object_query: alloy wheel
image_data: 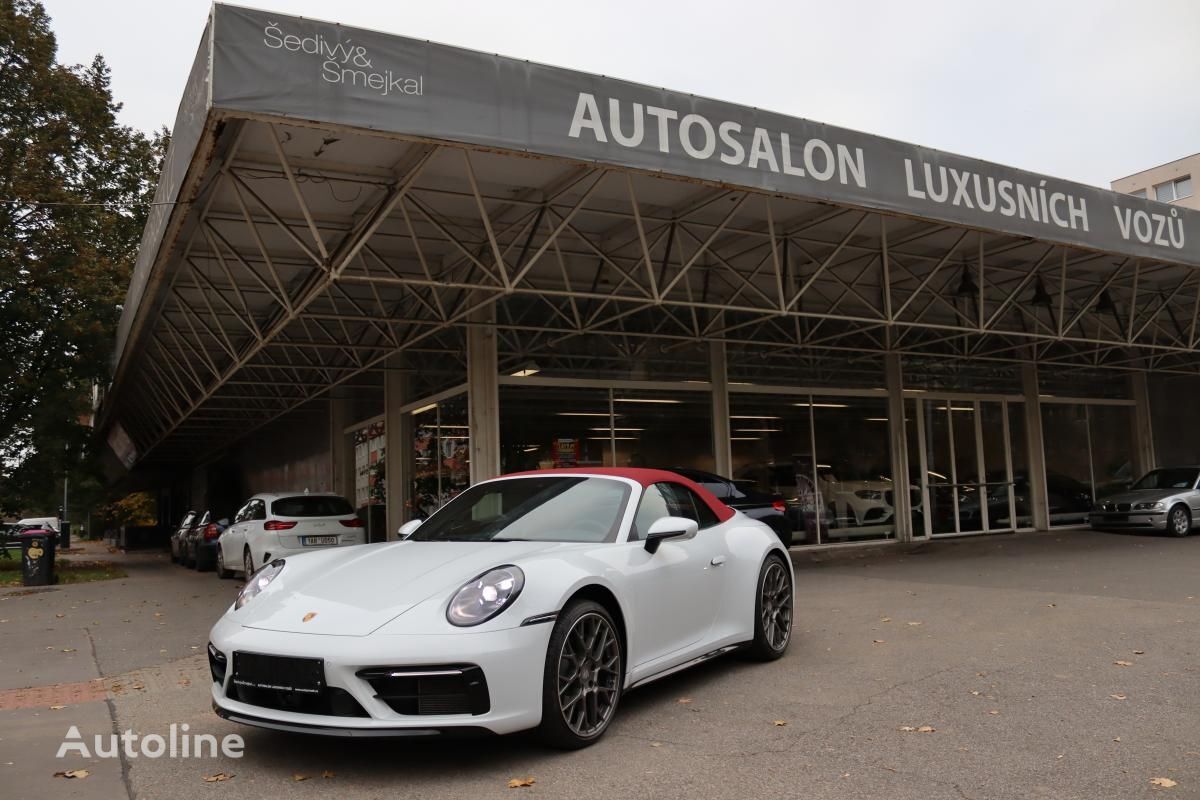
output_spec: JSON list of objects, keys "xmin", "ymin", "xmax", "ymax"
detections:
[
  {"xmin": 760, "ymin": 561, "xmax": 793, "ymax": 651},
  {"xmin": 1173, "ymin": 508, "xmax": 1189, "ymax": 536},
  {"xmin": 557, "ymin": 612, "xmax": 620, "ymax": 738}
]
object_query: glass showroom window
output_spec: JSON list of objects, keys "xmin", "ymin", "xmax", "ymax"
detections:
[
  {"xmin": 1088, "ymin": 405, "xmax": 1136, "ymax": 500},
  {"xmin": 610, "ymin": 389, "xmax": 713, "ymax": 472},
  {"xmin": 499, "ymin": 386, "xmax": 614, "ymax": 473},
  {"xmin": 1040, "ymin": 404, "xmax": 1095, "ymax": 526},
  {"xmin": 730, "ymin": 393, "xmax": 895, "ymax": 545},
  {"xmin": 1007, "ymin": 402, "xmax": 1033, "ymax": 528},
  {"xmin": 411, "ymin": 396, "xmax": 470, "ymax": 519}
]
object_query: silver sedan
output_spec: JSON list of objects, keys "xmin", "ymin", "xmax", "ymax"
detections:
[{"xmin": 1090, "ymin": 467, "xmax": 1200, "ymax": 537}]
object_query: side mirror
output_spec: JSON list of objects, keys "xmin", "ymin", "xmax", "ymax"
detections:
[
  {"xmin": 644, "ymin": 516, "xmax": 698, "ymax": 554},
  {"xmin": 397, "ymin": 519, "xmax": 422, "ymax": 540}
]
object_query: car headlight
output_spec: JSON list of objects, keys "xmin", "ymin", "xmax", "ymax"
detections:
[
  {"xmin": 1133, "ymin": 501, "xmax": 1165, "ymax": 511},
  {"xmin": 235, "ymin": 559, "xmax": 285, "ymax": 609},
  {"xmin": 854, "ymin": 490, "xmax": 884, "ymax": 500},
  {"xmin": 446, "ymin": 566, "xmax": 525, "ymax": 627}
]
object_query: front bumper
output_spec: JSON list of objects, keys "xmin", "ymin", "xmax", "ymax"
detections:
[
  {"xmin": 1088, "ymin": 511, "xmax": 1167, "ymax": 531},
  {"xmin": 208, "ymin": 616, "xmax": 552, "ymax": 736}
]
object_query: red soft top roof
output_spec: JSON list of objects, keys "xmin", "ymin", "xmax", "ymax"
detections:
[{"xmin": 501, "ymin": 467, "xmax": 735, "ymax": 523}]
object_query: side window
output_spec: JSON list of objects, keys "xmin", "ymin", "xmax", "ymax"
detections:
[
  {"xmin": 631, "ymin": 484, "xmax": 671, "ymax": 541},
  {"xmin": 250, "ymin": 500, "xmax": 266, "ymax": 521},
  {"xmin": 233, "ymin": 504, "xmax": 249, "ymax": 524},
  {"xmin": 664, "ymin": 483, "xmax": 721, "ymax": 530}
]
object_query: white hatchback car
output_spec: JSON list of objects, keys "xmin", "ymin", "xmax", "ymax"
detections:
[{"xmin": 216, "ymin": 493, "xmax": 365, "ymax": 579}]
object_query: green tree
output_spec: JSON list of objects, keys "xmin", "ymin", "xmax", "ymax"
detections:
[{"xmin": 0, "ymin": 0, "xmax": 165, "ymax": 515}]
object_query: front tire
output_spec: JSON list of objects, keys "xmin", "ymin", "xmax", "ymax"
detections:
[
  {"xmin": 216, "ymin": 547, "xmax": 235, "ymax": 579},
  {"xmin": 1168, "ymin": 504, "xmax": 1191, "ymax": 537},
  {"xmin": 536, "ymin": 600, "xmax": 623, "ymax": 749},
  {"xmin": 744, "ymin": 553, "xmax": 793, "ymax": 661}
]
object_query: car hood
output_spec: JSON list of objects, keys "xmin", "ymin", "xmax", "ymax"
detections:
[
  {"xmin": 235, "ymin": 539, "xmax": 564, "ymax": 637},
  {"xmin": 1098, "ymin": 488, "xmax": 1182, "ymax": 506}
]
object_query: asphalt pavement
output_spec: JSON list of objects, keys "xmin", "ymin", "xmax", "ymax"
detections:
[{"xmin": 2, "ymin": 531, "xmax": 1199, "ymax": 800}]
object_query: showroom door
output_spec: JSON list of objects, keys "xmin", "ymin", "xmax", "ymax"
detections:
[{"xmin": 914, "ymin": 397, "xmax": 1017, "ymax": 537}]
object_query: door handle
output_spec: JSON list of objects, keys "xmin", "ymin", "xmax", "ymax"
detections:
[{"xmin": 710, "ymin": 556, "xmax": 727, "ymax": 567}]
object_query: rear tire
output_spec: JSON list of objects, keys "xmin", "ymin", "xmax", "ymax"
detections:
[
  {"xmin": 536, "ymin": 600, "xmax": 623, "ymax": 750},
  {"xmin": 216, "ymin": 547, "xmax": 235, "ymax": 579},
  {"xmin": 1168, "ymin": 504, "xmax": 1191, "ymax": 537},
  {"xmin": 743, "ymin": 552, "xmax": 793, "ymax": 661}
]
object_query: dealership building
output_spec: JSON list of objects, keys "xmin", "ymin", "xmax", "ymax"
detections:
[{"xmin": 97, "ymin": 5, "xmax": 1200, "ymax": 547}]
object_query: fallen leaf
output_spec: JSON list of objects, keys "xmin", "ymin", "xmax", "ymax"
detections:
[
  {"xmin": 55, "ymin": 613, "xmax": 64, "ymax": 619},
  {"xmin": 1110, "ymin": 694, "xmax": 1127, "ymax": 701},
  {"xmin": 321, "ymin": 770, "xmax": 335, "ymax": 779},
  {"xmin": 650, "ymin": 742, "xmax": 662, "ymax": 747},
  {"xmin": 1114, "ymin": 737, "xmax": 1122, "ymax": 743},
  {"xmin": 916, "ymin": 725, "xmax": 935, "ymax": 733},
  {"xmin": 773, "ymin": 720, "xmax": 788, "ymax": 727},
  {"xmin": 988, "ymin": 710, "xmax": 1000, "ymax": 715},
  {"xmin": 1134, "ymin": 650, "xmax": 1145, "ymax": 655},
  {"xmin": 1151, "ymin": 777, "xmax": 1178, "ymax": 788},
  {"xmin": 49, "ymin": 705, "xmax": 65, "ymax": 710},
  {"xmin": 898, "ymin": 726, "xmax": 916, "ymax": 732},
  {"xmin": 202, "ymin": 773, "xmax": 233, "ymax": 783},
  {"xmin": 61, "ymin": 648, "xmax": 75, "ymax": 653},
  {"xmin": 131, "ymin": 682, "xmax": 145, "ymax": 690},
  {"xmin": 53, "ymin": 770, "xmax": 89, "ymax": 779},
  {"xmin": 873, "ymin": 639, "xmax": 885, "ymax": 644},
  {"xmin": 1046, "ymin": 603, "xmax": 1056, "ymax": 608},
  {"xmin": 293, "ymin": 774, "xmax": 310, "ymax": 782},
  {"xmin": 177, "ymin": 678, "xmax": 191, "ymax": 688},
  {"xmin": 153, "ymin": 612, "xmax": 163, "ymax": 618},
  {"xmin": 906, "ymin": 621, "xmax": 923, "ymax": 626},
  {"xmin": 676, "ymin": 697, "xmax": 692, "ymax": 704},
  {"xmin": 880, "ymin": 617, "xmax": 892, "ymax": 622},
  {"xmin": 508, "ymin": 777, "xmax": 536, "ymax": 788},
  {"xmin": 970, "ymin": 690, "xmax": 981, "ymax": 696},
  {"xmin": 1115, "ymin": 661, "xmax": 1133, "ymax": 667}
]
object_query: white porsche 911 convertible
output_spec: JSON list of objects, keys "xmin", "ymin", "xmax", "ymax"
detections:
[{"xmin": 208, "ymin": 468, "xmax": 793, "ymax": 748}]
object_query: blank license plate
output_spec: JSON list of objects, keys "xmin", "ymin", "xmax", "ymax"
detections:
[
  {"xmin": 232, "ymin": 652, "xmax": 324, "ymax": 694},
  {"xmin": 302, "ymin": 535, "xmax": 338, "ymax": 546}
]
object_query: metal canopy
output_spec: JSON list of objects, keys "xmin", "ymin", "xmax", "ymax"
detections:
[{"xmin": 102, "ymin": 5, "xmax": 1200, "ymax": 468}]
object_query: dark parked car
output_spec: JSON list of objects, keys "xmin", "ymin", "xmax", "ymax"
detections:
[
  {"xmin": 667, "ymin": 468, "xmax": 794, "ymax": 546},
  {"xmin": 170, "ymin": 511, "xmax": 198, "ymax": 564},
  {"xmin": 182, "ymin": 511, "xmax": 229, "ymax": 572}
]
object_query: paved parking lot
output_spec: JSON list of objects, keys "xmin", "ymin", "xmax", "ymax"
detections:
[{"xmin": 3, "ymin": 531, "xmax": 1199, "ymax": 800}]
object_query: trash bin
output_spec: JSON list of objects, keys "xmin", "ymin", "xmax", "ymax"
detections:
[
  {"xmin": 18, "ymin": 529, "xmax": 56, "ymax": 586},
  {"xmin": 58, "ymin": 521, "xmax": 71, "ymax": 551}
]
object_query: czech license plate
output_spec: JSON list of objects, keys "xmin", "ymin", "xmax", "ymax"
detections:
[
  {"xmin": 232, "ymin": 652, "xmax": 324, "ymax": 694},
  {"xmin": 302, "ymin": 535, "xmax": 338, "ymax": 546}
]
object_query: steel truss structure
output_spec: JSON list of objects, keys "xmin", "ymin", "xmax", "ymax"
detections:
[{"xmin": 112, "ymin": 118, "xmax": 1198, "ymax": 465}]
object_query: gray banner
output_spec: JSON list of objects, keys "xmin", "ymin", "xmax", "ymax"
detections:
[{"xmin": 209, "ymin": 4, "xmax": 1196, "ymax": 267}]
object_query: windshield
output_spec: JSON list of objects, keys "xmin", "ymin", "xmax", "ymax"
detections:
[
  {"xmin": 272, "ymin": 496, "xmax": 355, "ymax": 517},
  {"xmin": 1131, "ymin": 468, "xmax": 1199, "ymax": 491},
  {"xmin": 410, "ymin": 476, "xmax": 631, "ymax": 543}
]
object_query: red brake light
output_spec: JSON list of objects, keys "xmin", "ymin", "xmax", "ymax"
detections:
[
  {"xmin": 339, "ymin": 518, "xmax": 364, "ymax": 528},
  {"xmin": 203, "ymin": 523, "xmax": 221, "ymax": 540},
  {"xmin": 772, "ymin": 500, "xmax": 787, "ymax": 513},
  {"xmin": 264, "ymin": 520, "xmax": 297, "ymax": 531}
]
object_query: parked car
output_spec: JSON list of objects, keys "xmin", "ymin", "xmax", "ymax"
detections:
[
  {"xmin": 183, "ymin": 511, "xmax": 230, "ymax": 572},
  {"xmin": 208, "ymin": 467, "xmax": 792, "ymax": 747},
  {"xmin": 216, "ymin": 492, "xmax": 365, "ymax": 579},
  {"xmin": 17, "ymin": 516, "xmax": 59, "ymax": 532},
  {"xmin": 170, "ymin": 511, "xmax": 198, "ymax": 563},
  {"xmin": 1089, "ymin": 466, "xmax": 1200, "ymax": 537},
  {"xmin": 666, "ymin": 467, "xmax": 794, "ymax": 546}
]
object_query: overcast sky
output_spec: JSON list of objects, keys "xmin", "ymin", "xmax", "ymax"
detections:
[{"xmin": 39, "ymin": 0, "xmax": 1200, "ymax": 188}]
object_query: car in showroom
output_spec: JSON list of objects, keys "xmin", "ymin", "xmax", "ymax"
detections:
[
  {"xmin": 215, "ymin": 492, "xmax": 365, "ymax": 579},
  {"xmin": 666, "ymin": 467, "xmax": 794, "ymax": 546},
  {"xmin": 1089, "ymin": 466, "xmax": 1200, "ymax": 536},
  {"xmin": 207, "ymin": 468, "xmax": 792, "ymax": 748}
]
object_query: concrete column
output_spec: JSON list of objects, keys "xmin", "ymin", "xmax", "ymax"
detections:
[
  {"xmin": 329, "ymin": 397, "xmax": 355, "ymax": 501},
  {"xmin": 884, "ymin": 354, "xmax": 913, "ymax": 542},
  {"xmin": 1128, "ymin": 371, "xmax": 1156, "ymax": 477},
  {"xmin": 1021, "ymin": 361, "xmax": 1051, "ymax": 531},
  {"xmin": 710, "ymin": 340, "xmax": 732, "ymax": 476},
  {"xmin": 384, "ymin": 357, "xmax": 411, "ymax": 541},
  {"xmin": 467, "ymin": 314, "xmax": 501, "ymax": 483}
]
